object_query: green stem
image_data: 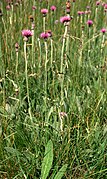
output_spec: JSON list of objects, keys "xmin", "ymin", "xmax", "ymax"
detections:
[
  {"xmin": 38, "ymin": 38, "xmax": 42, "ymax": 69},
  {"xmin": 50, "ymin": 38, "xmax": 53, "ymax": 68},
  {"xmin": 60, "ymin": 25, "xmax": 68, "ymax": 73},
  {"xmin": 16, "ymin": 51, "xmax": 19, "ymax": 80},
  {"xmin": 31, "ymin": 25, "xmax": 35, "ymax": 71},
  {"xmin": 43, "ymin": 16, "xmax": 46, "ymax": 32},
  {"xmin": 60, "ymin": 25, "xmax": 68, "ymax": 106},
  {"xmin": 24, "ymin": 40, "xmax": 32, "ymax": 121},
  {"xmin": 44, "ymin": 40, "xmax": 48, "ymax": 119}
]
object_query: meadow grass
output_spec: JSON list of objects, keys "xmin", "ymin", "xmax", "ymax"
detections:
[{"xmin": 0, "ymin": 0, "xmax": 107, "ymax": 178}]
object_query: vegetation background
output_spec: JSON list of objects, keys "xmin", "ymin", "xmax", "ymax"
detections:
[{"xmin": 0, "ymin": 0, "xmax": 107, "ymax": 178}]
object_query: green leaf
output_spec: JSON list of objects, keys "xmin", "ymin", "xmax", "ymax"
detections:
[
  {"xmin": 41, "ymin": 140, "xmax": 53, "ymax": 179},
  {"xmin": 54, "ymin": 164, "xmax": 68, "ymax": 179}
]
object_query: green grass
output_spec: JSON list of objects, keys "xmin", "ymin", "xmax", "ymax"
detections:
[{"xmin": 0, "ymin": 0, "xmax": 107, "ymax": 178}]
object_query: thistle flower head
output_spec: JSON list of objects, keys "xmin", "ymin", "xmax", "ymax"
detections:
[
  {"xmin": 104, "ymin": 4, "xmax": 107, "ymax": 9},
  {"xmin": 41, "ymin": 8, "xmax": 48, "ymax": 15},
  {"xmin": 59, "ymin": 112, "xmax": 67, "ymax": 118},
  {"xmin": 50, "ymin": 5, "xmax": 56, "ymax": 11},
  {"xmin": 85, "ymin": 10, "xmax": 91, "ymax": 14},
  {"xmin": 40, "ymin": 32, "xmax": 50, "ymax": 39},
  {"xmin": 32, "ymin": 6, "xmax": 37, "ymax": 10},
  {"xmin": 22, "ymin": 30, "xmax": 33, "ymax": 38},
  {"xmin": 86, "ymin": 6, "xmax": 90, "ymax": 9},
  {"xmin": 101, "ymin": 28, "xmax": 107, "ymax": 34},
  {"xmin": 60, "ymin": 16, "xmax": 71, "ymax": 23},
  {"xmin": 77, "ymin": 11, "xmax": 85, "ymax": 15},
  {"xmin": 87, "ymin": 20, "xmax": 93, "ymax": 27},
  {"xmin": 6, "ymin": 5, "xmax": 11, "ymax": 10},
  {"xmin": 96, "ymin": 1, "xmax": 100, "ymax": 6}
]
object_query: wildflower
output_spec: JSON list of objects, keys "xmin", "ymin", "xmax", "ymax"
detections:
[
  {"xmin": 29, "ymin": 15, "xmax": 34, "ymax": 22},
  {"xmin": 60, "ymin": 16, "xmax": 71, "ymax": 23},
  {"xmin": 55, "ymin": 20, "xmax": 59, "ymax": 24},
  {"xmin": 6, "ymin": 5, "xmax": 11, "ymax": 10},
  {"xmin": 59, "ymin": 112, "xmax": 67, "ymax": 118},
  {"xmin": 50, "ymin": 5, "xmax": 56, "ymax": 11},
  {"xmin": 102, "ymin": 3, "xmax": 105, "ymax": 7},
  {"xmin": 86, "ymin": 6, "xmax": 90, "ymax": 9},
  {"xmin": 40, "ymin": 32, "xmax": 50, "ymax": 39},
  {"xmin": 85, "ymin": 10, "xmax": 91, "ymax": 15},
  {"xmin": 104, "ymin": 4, "xmax": 107, "ymax": 9},
  {"xmin": 22, "ymin": 30, "xmax": 33, "ymax": 38},
  {"xmin": 32, "ymin": 6, "xmax": 37, "ymax": 10},
  {"xmin": 87, "ymin": 20, "xmax": 93, "ymax": 27},
  {"xmin": 41, "ymin": 8, "xmax": 48, "ymax": 15},
  {"xmin": 46, "ymin": 30, "xmax": 52, "ymax": 37},
  {"xmin": 15, "ymin": 42, "xmax": 19, "ymax": 52},
  {"xmin": 77, "ymin": 11, "xmax": 85, "ymax": 15},
  {"xmin": 101, "ymin": 28, "xmax": 107, "ymax": 34},
  {"xmin": 96, "ymin": 1, "xmax": 100, "ymax": 6}
]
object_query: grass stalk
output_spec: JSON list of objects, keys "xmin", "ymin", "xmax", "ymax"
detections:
[{"xmin": 60, "ymin": 25, "xmax": 68, "ymax": 106}]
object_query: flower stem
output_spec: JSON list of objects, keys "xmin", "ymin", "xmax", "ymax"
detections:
[
  {"xmin": 60, "ymin": 25, "xmax": 68, "ymax": 73},
  {"xmin": 43, "ymin": 16, "xmax": 46, "ymax": 32},
  {"xmin": 44, "ymin": 40, "xmax": 48, "ymax": 120},
  {"xmin": 16, "ymin": 51, "xmax": 19, "ymax": 80},
  {"xmin": 24, "ymin": 40, "xmax": 32, "ymax": 121},
  {"xmin": 60, "ymin": 25, "xmax": 68, "ymax": 106},
  {"xmin": 50, "ymin": 38, "xmax": 53, "ymax": 68},
  {"xmin": 31, "ymin": 23, "xmax": 35, "ymax": 71}
]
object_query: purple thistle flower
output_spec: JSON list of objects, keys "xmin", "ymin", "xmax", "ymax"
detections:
[
  {"xmin": 22, "ymin": 30, "xmax": 33, "ymax": 38},
  {"xmin": 85, "ymin": 10, "xmax": 91, "ymax": 15},
  {"xmin": 104, "ymin": 4, "xmax": 107, "ymax": 9},
  {"xmin": 50, "ymin": 5, "xmax": 56, "ymax": 11},
  {"xmin": 101, "ymin": 28, "xmax": 107, "ymax": 34},
  {"xmin": 77, "ymin": 11, "xmax": 85, "ymax": 15},
  {"xmin": 40, "ymin": 32, "xmax": 50, "ymax": 39},
  {"xmin": 87, "ymin": 20, "xmax": 93, "ymax": 27},
  {"xmin": 6, "ymin": 5, "xmax": 11, "ymax": 10},
  {"xmin": 86, "ymin": 6, "xmax": 90, "ymax": 9},
  {"xmin": 96, "ymin": 1, "xmax": 100, "ymax": 6},
  {"xmin": 55, "ymin": 20, "xmax": 59, "ymax": 24},
  {"xmin": 41, "ymin": 8, "xmax": 48, "ymax": 15},
  {"xmin": 32, "ymin": 6, "xmax": 37, "ymax": 10},
  {"xmin": 60, "ymin": 16, "xmax": 71, "ymax": 23},
  {"xmin": 102, "ymin": 3, "xmax": 105, "ymax": 7},
  {"xmin": 59, "ymin": 112, "xmax": 67, "ymax": 118}
]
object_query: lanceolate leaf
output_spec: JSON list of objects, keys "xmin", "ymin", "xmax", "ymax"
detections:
[
  {"xmin": 41, "ymin": 140, "xmax": 53, "ymax": 179},
  {"xmin": 54, "ymin": 164, "xmax": 68, "ymax": 179}
]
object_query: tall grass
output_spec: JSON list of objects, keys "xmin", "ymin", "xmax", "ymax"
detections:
[{"xmin": 0, "ymin": 0, "xmax": 107, "ymax": 178}]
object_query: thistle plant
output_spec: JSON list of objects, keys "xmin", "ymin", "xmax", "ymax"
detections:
[
  {"xmin": 22, "ymin": 30, "xmax": 33, "ymax": 121},
  {"xmin": 1, "ymin": 1, "xmax": 107, "ymax": 178},
  {"xmin": 41, "ymin": 9, "xmax": 48, "ymax": 32},
  {"xmin": 87, "ymin": 19, "xmax": 93, "ymax": 61},
  {"xmin": 60, "ymin": 16, "xmax": 71, "ymax": 106},
  {"xmin": 40, "ymin": 32, "xmax": 50, "ymax": 121},
  {"xmin": 29, "ymin": 16, "xmax": 35, "ymax": 71}
]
